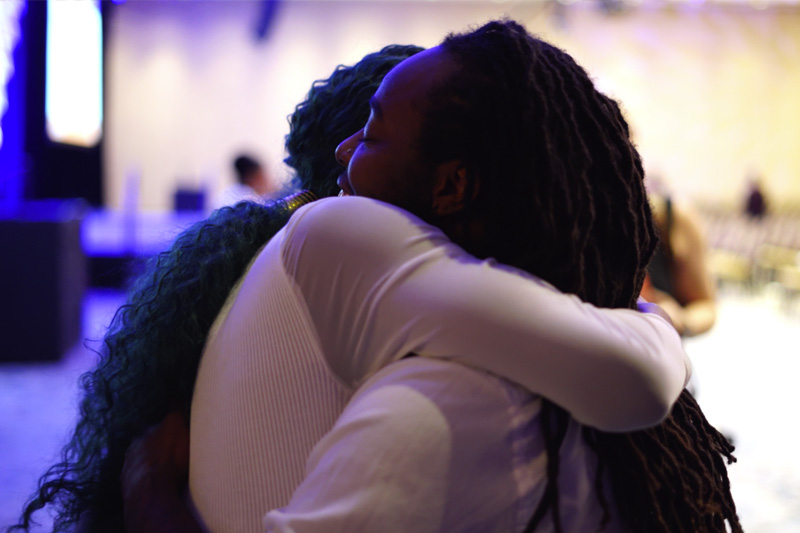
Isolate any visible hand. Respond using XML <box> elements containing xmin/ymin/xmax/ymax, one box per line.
<box><xmin>642</xmin><ymin>287</ymin><xmax>687</xmax><ymax>334</ymax></box>
<box><xmin>636</xmin><ymin>296</ymin><xmax>677</xmax><ymax>331</ymax></box>
<box><xmin>121</xmin><ymin>410</ymin><xmax>192</xmax><ymax>532</ymax></box>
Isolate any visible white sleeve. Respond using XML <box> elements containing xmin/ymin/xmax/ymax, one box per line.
<box><xmin>282</xmin><ymin>196</ymin><xmax>688</xmax><ymax>431</ymax></box>
<box><xmin>263</xmin><ymin>368</ymin><xmax>451</xmax><ymax>533</ymax></box>
<box><xmin>263</xmin><ymin>359</ymin><xmax>529</xmax><ymax>533</ymax></box>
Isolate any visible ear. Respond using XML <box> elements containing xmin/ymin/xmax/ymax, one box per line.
<box><xmin>431</xmin><ymin>160</ymin><xmax>478</xmax><ymax>216</ymax></box>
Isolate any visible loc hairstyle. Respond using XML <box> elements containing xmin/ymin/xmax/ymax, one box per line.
<box><xmin>10</xmin><ymin>45</ymin><xmax>422</xmax><ymax>533</ymax></box>
<box><xmin>420</xmin><ymin>20</ymin><xmax>741</xmax><ymax>533</ymax></box>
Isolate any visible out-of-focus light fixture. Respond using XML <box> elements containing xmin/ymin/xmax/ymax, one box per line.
<box><xmin>45</xmin><ymin>0</ymin><xmax>103</xmax><ymax>147</ymax></box>
<box><xmin>0</xmin><ymin>0</ymin><xmax>25</xmax><ymax>151</ymax></box>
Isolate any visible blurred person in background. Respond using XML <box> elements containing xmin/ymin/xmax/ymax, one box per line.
<box><xmin>213</xmin><ymin>154</ymin><xmax>275</xmax><ymax>209</ymax></box>
<box><xmin>743</xmin><ymin>172</ymin><xmax>768</xmax><ymax>219</ymax></box>
<box><xmin>643</xmin><ymin>192</ymin><xmax>717</xmax><ymax>336</ymax></box>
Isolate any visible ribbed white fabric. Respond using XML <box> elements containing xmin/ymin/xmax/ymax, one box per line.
<box><xmin>188</xmin><ymin>196</ymin><xmax>687</xmax><ymax>533</ymax></box>
<box><xmin>190</xmin><ymin>234</ymin><xmax>353</xmax><ymax>533</ymax></box>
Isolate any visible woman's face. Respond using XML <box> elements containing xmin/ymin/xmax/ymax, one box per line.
<box><xmin>334</xmin><ymin>47</ymin><xmax>456</xmax><ymax>216</ymax></box>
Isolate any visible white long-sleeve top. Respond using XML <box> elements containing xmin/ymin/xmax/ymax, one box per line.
<box><xmin>189</xmin><ymin>196</ymin><xmax>688</xmax><ymax>533</ymax></box>
<box><xmin>264</xmin><ymin>357</ymin><xmax>627</xmax><ymax>533</ymax></box>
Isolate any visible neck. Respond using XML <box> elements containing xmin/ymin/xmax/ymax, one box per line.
<box><xmin>435</xmin><ymin>214</ymin><xmax>490</xmax><ymax>259</ymax></box>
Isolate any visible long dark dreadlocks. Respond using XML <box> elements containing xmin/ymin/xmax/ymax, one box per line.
<box><xmin>9</xmin><ymin>44</ymin><xmax>423</xmax><ymax>533</ymax></box>
<box><xmin>419</xmin><ymin>20</ymin><xmax>741</xmax><ymax>533</ymax></box>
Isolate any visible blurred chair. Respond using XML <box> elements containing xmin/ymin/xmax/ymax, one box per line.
<box><xmin>174</xmin><ymin>187</ymin><xmax>207</xmax><ymax>213</ymax></box>
<box><xmin>708</xmin><ymin>249</ymin><xmax>753</xmax><ymax>289</ymax></box>
<box><xmin>754</xmin><ymin>244</ymin><xmax>799</xmax><ymax>284</ymax></box>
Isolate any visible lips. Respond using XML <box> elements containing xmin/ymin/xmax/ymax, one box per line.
<box><xmin>336</xmin><ymin>174</ymin><xmax>354</xmax><ymax>196</ymax></box>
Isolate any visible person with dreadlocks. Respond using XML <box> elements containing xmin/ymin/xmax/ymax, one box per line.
<box><xmin>12</xmin><ymin>40</ymin><xmax>685</xmax><ymax>533</ymax></box>
<box><xmin>265</xmin><ymin>22</ymin><xmax>738</xmax><ymax>532</ymax></box>
<box><xmin>319</xmin><ymin>20</ymin><xmax>738</xmax><ymax>532</ymax></box>
<box><xmin>179</xmin><ymin>50</ymin><xmax>687</xmax><ymax>533</ymax></box>
<box><xmin>122</xmin><ymin>19</ymin><xmax>739</xmax><ymax>533</ymax></box>
<box><xmin>115</xmin><ymin>19</ymin><xmax>733</xmax><ymax>533</ymax></box>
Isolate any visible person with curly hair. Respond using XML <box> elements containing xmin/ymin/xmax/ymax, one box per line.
<box><xmin>9</xmin><ymin>44</ymin><xmax>426</xmax><ymax>533</ymax></box>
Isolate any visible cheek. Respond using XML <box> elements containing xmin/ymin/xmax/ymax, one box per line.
<box><xmin>347</xmin><ymin>149</ymin><xmax>376</xmax><ymax>193</ymax></box>
<box><xmin>347</xmin><ymin>145</ymin><xmax>410</xmax><ymax>202</ymax></box>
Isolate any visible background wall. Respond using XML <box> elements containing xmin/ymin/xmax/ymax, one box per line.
<box><xmin>104</xmin><ymin>0</ymin><xmax>800</xmax><ymax>211</ymax></box>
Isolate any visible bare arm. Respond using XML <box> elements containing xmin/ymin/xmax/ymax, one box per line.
<box><xmin>656</xmin><ymin>204</ymin><xmax>717</xmax><ymax>336</ymax></box>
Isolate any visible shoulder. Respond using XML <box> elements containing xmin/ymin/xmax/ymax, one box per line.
<box><xmin>668</xmin><ymin>200</ymin><xmax>708</xmax><ymax>257</ymax></box>
<box><xmin>280</xmin><ymin>196</ymin><xmax>453</xmax><ymax>279</ymax></box>
<box><xmin>288</xmin><ymin>195</ymin><xmax>426</xmax><ymax>226</ymax></box>
<box><xmin>672</xmin><ymin>201</ymin><xmax>705</xmax><ymax>237</ymax></box>
<box><xmin>285</xmin><ymin>196</ymin><xmax>446</xmax><ymax>244</ymax></box>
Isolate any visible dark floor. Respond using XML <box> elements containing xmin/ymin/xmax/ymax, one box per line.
<box><xmin>0</xmin><ymin>289</ymin><xmax>124</xmax><ymax>532</ymax></box>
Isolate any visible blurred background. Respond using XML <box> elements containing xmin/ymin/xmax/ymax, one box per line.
<box><xmin>1</xmin><ymin>0</ymin><xmax>798</xmax><ymax>531</ymax></box>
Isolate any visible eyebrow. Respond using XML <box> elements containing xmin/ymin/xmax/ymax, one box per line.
<box><xmin>369</xmin><ymin>96</ymin><xmax>384</xmax><ymax>120</ymax></box>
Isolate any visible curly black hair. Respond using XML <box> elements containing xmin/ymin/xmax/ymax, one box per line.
<box><xmin>9</xmin><ymin>45</ymin><xmax>422</xmax><ymax>533</ymax></box>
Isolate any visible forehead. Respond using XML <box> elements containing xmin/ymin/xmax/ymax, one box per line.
<box><xmin>373</xmin><ymin>46</ymin><xmax>455</xmax><ymax>112</ymax></box>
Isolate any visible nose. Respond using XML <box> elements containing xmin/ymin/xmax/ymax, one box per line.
<box><xmin>335</xmin><ymin>129</ymin><xmax>362</xmax><ymax>167</ymax></box>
